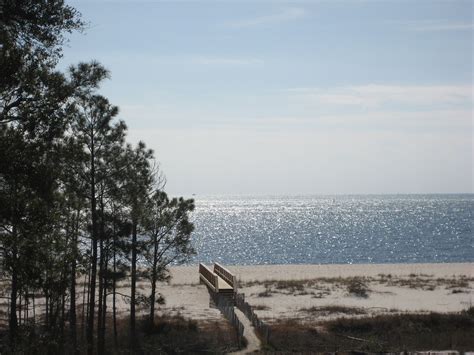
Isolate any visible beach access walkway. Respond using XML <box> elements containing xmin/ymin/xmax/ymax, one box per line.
<box><xmin>199</xmin><ymin>263</ymin><xmax>262</xmax><ymax>353</ymax></box>
<box><xmin>199</xmin><ymin>262</ymin><xmax>236</xmax><ymax>297</ymax></box>
<box><xmin>230</xmin><ymin>308</ymin><xmax>262</xmax><ymax>354</ymax></box>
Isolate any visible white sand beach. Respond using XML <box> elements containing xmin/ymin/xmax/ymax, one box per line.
<box><xmin>124</xmin><ymin>263</ymin><xmax>474</xmax><ymax>323</ymax></box>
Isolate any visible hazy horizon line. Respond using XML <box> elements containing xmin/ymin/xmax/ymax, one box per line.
<box><xmin>167</xmin><ymin>192</ymin><xmax>474</xmax><ymax>198</ymax></box>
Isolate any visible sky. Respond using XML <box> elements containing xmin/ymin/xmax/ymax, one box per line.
<box><xmin>63</xmin><ymin>0</ymin><xmax>473</xmax><ymax>196</ymax></box>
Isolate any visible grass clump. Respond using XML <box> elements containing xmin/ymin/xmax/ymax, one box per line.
<box><xmin>347</xmin><ymin>278</ymin><xmax>369</xmax><ymax>298</ymax></box>
<box><xmin>300</xmin><ymin>305</ymin><xmax>366</xmax><ymax>317</ymax></box>
<box><xmin>377</xmin><ymin>274</ymin><xmax>473</xmax><ymax>291</ymax></box>
<box><xmin>257</xmin><ymin>288</ymin><xmax>273</xmax><ymax>297</ymax></box>
<box><xmin>274</xmin><ymin>280</ymin><xmax>306</xmax><ymax>292</ymax></box>
<box><xmin>253</xmin><ymin>305</ymin><xmax>270</xmax><ymax>311</ymax></box>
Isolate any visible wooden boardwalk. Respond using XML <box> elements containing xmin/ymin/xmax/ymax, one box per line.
<box><xmin>199</xmin><ymin>263</ymin><xmax>264</xmax><ymax>352</ymax></box>
<box><xmin>199</xmin><ymin>262</ymin><xmax>236</xmax><ymax>296</ymax></box>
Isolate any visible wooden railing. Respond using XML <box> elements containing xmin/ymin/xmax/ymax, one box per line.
<box><xmin>211</xmin><ymin>292</ymin><xmax>244</xmax><ymax>349</ymax></box>
<box><xmin>214</xmin><ymin>262</ymin><xmax>237</xmax><ymax>290</ymax></box>
<box><xmin>235</xmin><ymin>292</ymin><xmax>271</xmax><ymax>345</ymax></box>
<box><xmin>199</xmin><ymin>263</ymin><xmax>219</xmax><ymax>292</ymax></box>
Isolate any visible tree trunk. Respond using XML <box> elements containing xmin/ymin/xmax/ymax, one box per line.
<box><xmin>149</xmin><ymin>233</ymin><xmax>159</xmax><ymax>325</ymax></box>
<box><xmin>9</xmin><ymin>192</ymin><xmax>19</xmax><ymax>348</ymax></box>
<box><xmin>101</xmin><ymin>237</ymin><xmax>109</xmax><ymax>348</ymax></box>
<box><xmin>101</xmin><ymin>278</ymin><xmax>107</xmax><ymax>351</ymax></box>
<box><xmin>32</xmin><ymin>293</ymin><xmax>36</xmax><ymax>325</ymax></box>
<box><xmin>70</xmin><ymin>209</ymin><xmax>80</xmax><ymax>355</ymax></box>
<box><xmin>97</xmin><ymin>239</ymin><xmax>104</xmax><ymax>354</ymax></box>
<box><xmin>112</xmin><ymin>231</ymin><xmax>118</xmax><ymax>348</ymax></box>
<box><xmin>82</xmin><ymin>259</ymin><xmax>90</xmax><ymax>338</ymax></box>
<box><xmin>149</xmin><ymin>275</ymin><xmax>156</xmax><ymax>326</ymax></box>
<box><xmin>97</xmin><ymin>195</ymin><xmax>106</xmax><ymax>355</ymax></box>
<box><xmin>130</xmin><ymin>219</ymin><xmax>138</xmax><ymax>350</ymax></box>
<box><xmin>87</xmin><ymin>220</ymin><xmax>98</xmax><ymax>355</ymax></box>
<box><xmin>18</xmin><ymin>289</ymin><xmax>22</xmax><ymax>327</ymax></box>
<box><xmin>49</xmin><ymin>292</ymin><xmax>56</xmax><ymax>331</ymax></box>
<box><xmin>24</xmin><ymin>289</ymin><xmax>28</xmax><ymax>324</ymax></box>
<box><xmin>61</xmin><ymin>287</ymin><xmax>66</xmax><ymax>341</ymax></box>
<box><xmin>45</xmin><ymin>290</ymin><xmax>49</xmax><ymax>329</ymax></box>
<box><xmin>87</xmin><ymin>141</ymin><xmax>97</xmax><ymax>355</ymax></box>
<box><xmin>70</xmin><ymin>258</ymin><xmax>78</xmax><ymax>354</ymax></box>
<box><xmin>9</xmin><ymin>265</ymin><xmax>18</xmax><ymax>347</ymax></box>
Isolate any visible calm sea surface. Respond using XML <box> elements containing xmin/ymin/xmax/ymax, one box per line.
<box><xmin>188</xmin><ymin>194</ymin><xmax>473</xmax><ymax>265</ymax></box>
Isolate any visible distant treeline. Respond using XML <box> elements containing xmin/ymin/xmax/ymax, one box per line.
<box><xmin>0</xmin><ymin>1</ymin><xmax>194</xmax><ymax>354</ymax></box>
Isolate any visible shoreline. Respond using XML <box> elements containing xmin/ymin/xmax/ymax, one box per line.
<box><xmin>168</xmin><ymin>262</ymin><xmax>474</xmax><ymax>285</ymax></box>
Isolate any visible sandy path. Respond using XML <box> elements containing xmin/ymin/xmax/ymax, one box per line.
<box><xmin>230</xmin><ymin>308</ymin><xmax>261</xmax><ymax>354</ymax></box>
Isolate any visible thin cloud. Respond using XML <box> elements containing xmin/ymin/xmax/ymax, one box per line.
<box><xmin>192</xmin><ymin>56</ymin><xmax>264</xmax><ymax>66</ymax></box>
<box><xmin>227</xmin><ymin>7</ymin><xmax>307</xmax><ymax>28</ymax></box>
<box><xmin>395</xmin><ymin>20</ymin><xmax>474</xmax><ymax>32</ymax></box>
<box><xmin>207</xmin><ymin>109</ymin><xmax>472</xmax><ymax>130</ymax></box>
<box><xmin>414</xmin><ymin>22</ymin><xmax>474</xmax><ymax>31</ymax></box>
<box><xmin>288</xmin><ymin>85</ymin><xmax>473</xmax><ymax>108</ymax></box>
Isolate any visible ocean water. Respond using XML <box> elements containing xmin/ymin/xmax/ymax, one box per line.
<box><xmin>189</xmin><ymin>194</ymin><xmax>473</xmax><ymax>265</ymax></box>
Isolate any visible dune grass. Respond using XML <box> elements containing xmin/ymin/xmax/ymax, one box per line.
<box><xmin>242</xmin><ymin>274</ymin><xmax>473</xmax><ymax>299</ymax></box>
<box><xmin>263</xmin><ymin>308</ymin><xmax>474</xmax><ymax>352</ymax></box>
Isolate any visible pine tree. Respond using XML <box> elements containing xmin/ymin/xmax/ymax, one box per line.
<box><xmin>69</xmin><ymin>81</ymin><xmax>127</xmax><ymax>354</ymax></box>
<box><xmin>142</xmin><ymin>191</ymin><xmax>195</xmax><ymax>325</ymax></box>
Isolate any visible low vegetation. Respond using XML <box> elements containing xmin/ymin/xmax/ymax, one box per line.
<box><xmin>139</xmin><ymin>315</ymin><xmax>240</xmax><ymax>354</ymax></box>
<box><xmin>377</xmin><ymin>273</ymin><xmax>473</xmax><ymax>291</ymax></box>
<box><xmin>263</xmin><ymin>308</ymin><xmax>474</xmax><ymax>352</ymax></box>
<box><xmin>257</xmin><ymin>288</ymin><xmax>273</xmax><ymax>298</ymax></box>
<box><xmin>0</xmin><ymin>314</ymin><xmax>240</xmax><ymax>354</ymax></box>
<box><xmin>253</xmin><ymin>305</ymin><xmax>270</xmax><ymax>311</ymax></box>
<box><xmin>243</xmin><ymin>273</ymin><xmax>472</xmax><ymax>299</ymax></box>
<box><xmin>346</xmin><ymin>278</ymin><xmax>370</xmax><ymax>298</ymax></box>
<box><xmin>300</xmin><ymin>305</ymin><xmax>367</xmax><ymax>316</ymax></box>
